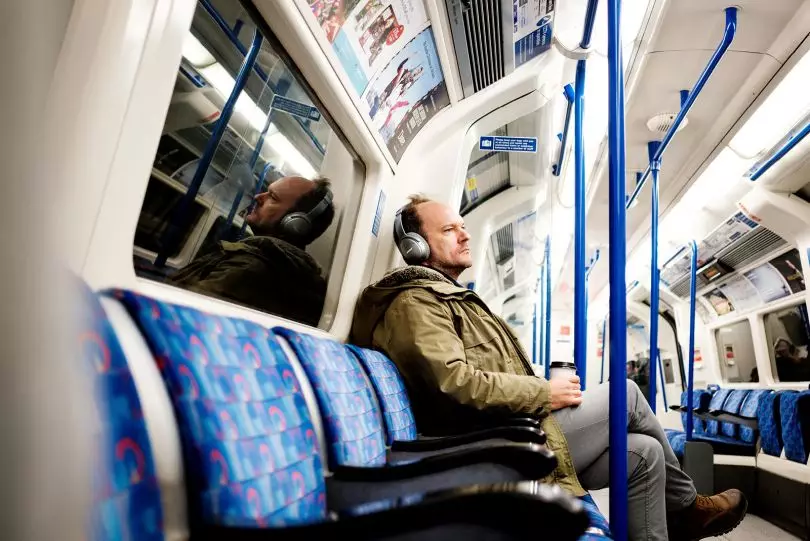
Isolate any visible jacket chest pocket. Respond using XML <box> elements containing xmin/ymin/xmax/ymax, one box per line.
<box><xmin>457</xmin><ymin>311</ymin><xmax>504</xmax><ymax>370</ymax></box>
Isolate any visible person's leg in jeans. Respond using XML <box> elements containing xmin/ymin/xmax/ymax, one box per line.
<box><xmin>553</xmin><ymin>379</ymin><xmax>747</xmax><ymax>541</ymax></box>
<box><xmin>554</xmin><ymin>380</ymin><xmax>694</xmax><ymax>540</ymax></box>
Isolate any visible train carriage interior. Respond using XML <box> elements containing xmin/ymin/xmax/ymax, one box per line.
<box><xmin>5</xmin><ymin>0</ymin><xmax>810</xmax><ymax>539</ymax></box>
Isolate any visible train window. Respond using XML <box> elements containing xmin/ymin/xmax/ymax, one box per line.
<box><xmin>132</xmin><ymin>1</ymin><xmax>364</xmax><ymax>329</ymax></box>
<box><xmin>763</xmin><ymin>304</ymin><xmax>810</xmax><ymax>382</ymax></box>
<box><xmin>714</xmin><ymin>320</ymin><xmax>757</xmax><ymax>383</ymax></box>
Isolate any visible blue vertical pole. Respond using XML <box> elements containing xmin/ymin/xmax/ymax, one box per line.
<box><xmin>155</xmin><ymin>29</ymin><xmax>264</xmax><ymax>267</ymax></box>
<box><xmin>686</xmin><ymin>241</ymin><xmax>698</xmax><ymax>441</ymax></box>
<box><xmin>574</xmin><ymin>59</ymin><xmax>588</xmax><ymax>389</ymax></box>
<box><xmin>647</xmin><ymin>140</ymin><xmax>661</xmax><ymax>413</ymax></box>
<box><xmin>657</xmin><ymin>351</ymin><xmax>669</xmax><ymax>410</ymax></box>
<box><xmin>532</xmin><ymin>288</ymin><xmax>539</xmax><ymax>366</ymax></box>
<box><xmin>544</xmin><ymin>236</ymin><xmax>552</xmax><ymax>380</ymax></box>
<box><xmin>607</xmin><ymin>0</ymin><xmax>628</xmax><ymax>536</ymax></box>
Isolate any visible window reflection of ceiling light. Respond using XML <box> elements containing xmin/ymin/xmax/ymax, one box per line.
<box><xmin>729</xmin><ymin>48</ymin><xmax>810</xmax><ymax>158</ymax></box>
<box><xmin>197</xmin><ymin>63</ymin><xmax>268</xmax><ymax>132</ymax></box>
<box><xmin>182</xmin><ymin>32</ymin><xmax>216</xmax><ymax>68</ymax></box>
<box><xmin>265</xmin><ymin>131</ymin><xmax>317</xmax><ymax>178</ymax></box>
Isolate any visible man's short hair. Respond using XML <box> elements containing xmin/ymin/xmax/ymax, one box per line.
<box><xmin>400</xmin><ymin>193</ymin><xmax>432</xmax><ymax>238</ymax></box>
<box><xmin>290</xmin><ymin>177</ymin><xmax>335</xmax><ymax>246</ymax></box>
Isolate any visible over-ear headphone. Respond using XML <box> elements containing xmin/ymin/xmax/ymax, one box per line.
<box><xmin>394</xmin><ymin>206</ymin><xmax>430</xmax><ymax>264</ymax></box>
<box><xmin>279</xmin><ymin>189</ymin><xmax>333</xmax><ymax>241</ymax></box>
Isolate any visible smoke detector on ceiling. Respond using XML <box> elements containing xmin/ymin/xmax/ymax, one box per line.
<box><xmin>646</xmin><ymin>112</ymin><xmax>689</xmax><ymax>134</ymax></box>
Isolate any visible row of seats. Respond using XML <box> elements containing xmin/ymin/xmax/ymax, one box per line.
<box><xmin>665</xmin><ymin>386</ymin><xmax>810</xmax><ymax>463</ymax></box>
<box><xmin>81</xmin><ymin>281</ymin><xmax>612</xmax><ymax>540</ymax></box>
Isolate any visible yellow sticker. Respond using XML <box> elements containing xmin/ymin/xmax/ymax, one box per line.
<box><xmin>466</xmin><ymin>177</ymin><xmax>477</xmax><ymax>191</ymax></box>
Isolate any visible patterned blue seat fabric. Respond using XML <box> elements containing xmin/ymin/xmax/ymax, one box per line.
<box><xmin>780</xmin><ymin>390</ymin><xmax>810</xmax><ymax>464</ymax></box>
<box><xmin>80</xmin><ymin>285</ymin><xmax>164</xmax><ymax>540</ymax></box>
<box><xmin>758</xmin><ymin>391</ymin><xmax>784</xmax><ymax>457</ymax></box>
<box><xmin>111</xmin><ymin>290</ymin><xmax>328</xmax><ymax>529</ymax></box>
<box><xmin>345</xmin><ymin>345</ymin><xmax>418</xmax><ymax>445</ymax></box>
<box><xmin>665</xmin><ymin>390</ymin><xmax>713</xmax><ymax>459</ymax></box>
<box><xmin>578</xmin><ymin>494</ymin><xmax>612</xmax><ymax>540</ymax></box>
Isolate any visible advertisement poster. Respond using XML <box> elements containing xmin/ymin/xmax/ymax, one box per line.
<box><xmin>705</xmin><ymin>288</ymin><xmax>734</xmax><ymax>316</ymax></box>
<box><xmin>312</xmin><ymin>0</ymin><xmax>429</xmax><ymax>95</ymax></box>
<box><xmin>770</xmin><ymin>249</ymin><xmax>806</xmax><ymax>294</ymax></box>
<box><xmin>744</xmin><ymin>262</ymin><xmax>790</xmax><ymax>303</ymax></box>
<box><xmin>513</xmin><ymin>0</ymin><xmax>556</xmax><ymax>68</ymax></box>
<box><xmin>718</xmin><ymin>275</ymin><xmax>762</xmax><ymax>312</ymax></box>
<box><xmin>363</xmin><ymin>27</ymin><xmax>450</xmax><ymax>160</ymax></box>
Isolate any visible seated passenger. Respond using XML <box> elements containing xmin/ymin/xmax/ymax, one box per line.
<box><xmin>350</xmin><ymin>194</ymin><xmax>748</xmax><ymax>541</ymax></box>
<box><xmin>773</xmin><ymin>337</ymin><xmax>810</xmax><ymax>382</ymax></box>
<box><xmin>171</xmin><ymin>176</ymin><xmax>334</xmax><ymax>326</ymax></box>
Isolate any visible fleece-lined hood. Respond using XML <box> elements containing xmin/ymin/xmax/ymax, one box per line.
<box><xmin>350</xmin><ymin>265</ymin><xmax>473</xmax><ymax>347</ymax></box>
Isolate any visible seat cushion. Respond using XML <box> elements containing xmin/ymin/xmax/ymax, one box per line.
<box><xmin>578</xmin><ymin>493</ymin><xmax>612</xmax><ymax>539</ymax></box>
<box><xmin>758</xmin><ymin>391</ymin><xmax>784</xmax><ymax>457</ymax></box>
<box><xmin>705</xmin><ymin>389</ymin><xmax>733</xmax><ymax>436</ymax></box>
<box><xmin>274</xmin><ymin>328</ymin><xmax>387</xmax><ymax>468</ymax></box>
<box><xmin>693</xmin><ymin>433</ymin><xmax>756</xmax><ymax>457</ymax></box>
<box><xmin>347</xmin><ymin>345</ymin><xmax>417</xmax><ymax>445</ymax></box>
<box><xmin>738</xmin><ymin>389</ymin><xmax>769</xmax><ymax>443</ymax></box>
<box><xmin>780</xmin><ymin>390</ymin><xmax>810</xmax><ymax>464</ymax></box>
<box><xmin>81</xmin><ymin>285</ymin><xmax>164</xmax><ymax>540</ymax></box>
<box><xmin>111</xmin><ymin>290</ymin><xmax>327</xmax><ymax>528</ymax></box>
<box><xmin>665</xmin><ymin>429</ymin><xmax>686</xmax><ymax>459</ymax></box>
<box><xmin>678</xmin><ymin>390</ymin><xmax>712</xmax><ymax>435</ymax></box>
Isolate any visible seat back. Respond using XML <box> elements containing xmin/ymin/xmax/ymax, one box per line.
<box><xmin>758</xmin><ymin>390</ymin><xmax>785</xmax><ymax>457</ymax></box>
<box><xmin>705</xmin><ymin>388</ymin><xmax>733</xmax><ymax>436</ymax></box>
<box><xmin>719</xmin><ymin>389</ymin><xmax>750</xmax><ymax>439</ymax></box>
<box><xmin>112</xmin><ymin>290</ymin><xmax>328</xmax><ymax>529</ymax></box>
<box><xmin>738</xmin><ymin>389</ymin><xmax>770</xmax><ymax>443</ymax></box>
<box><xmin>346</xmin><ymin>345</ymin><xmax>418</xmax><ymax>445</ymax></box>
<box><xmin>679</xmin><ymin>390</ymin><xmax>712</xmax><ymax>435</ymax></box>
<box><xmin>273</xmin><ymin>328</ymin><xmax>387</xmax><ymax>468</ymax></box>
<box><xmin>80</xmin><ymin>286</ymin><xmax>164</xmax><ymax>540</ymax></box>
<box><xmin>780</xmin><ymin>390</ymin><xmax>810</xmax><ymax>464</ymax></box>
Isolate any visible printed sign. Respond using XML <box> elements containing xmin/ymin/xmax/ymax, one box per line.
<box><xmin>718</xmin><ymin>275</ymin><xmax>762</xmax><ymax>312</ymax></box>
<box><xmin>770</xmin><ymin>249</ymin><xmax>805</xmax><ymax>294</ymax></box>
<box><xmin>271</xmin><ymin>95</ymin><xmax>322</xmax><ymax>121</ymax></box>
<box><xmin>513</xmin><ymin>0</ymin><xmax>556</xmax><ymax>68</ymax></box>
<box><xmin>308</xmin><ymin>0</ymin><xmax>450</xmax><ymax>163</ymax></box>
<box><xmin>372</xmin><ymin>190</ymin><xmax>386</xmax><ymax>237</ymax></box>
<box><xmin>479</xmin><ymin>135</ymin><xmax>538</xmax><ymax>153</ymax></box>
<box><xmin>744</xmin><ymin>263</ymin><xmax>790</xmax><ymax>303</ymax></box>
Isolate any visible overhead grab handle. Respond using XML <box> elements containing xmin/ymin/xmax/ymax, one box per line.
<box><xmin>626</xmin><ymin>6</ymin><xmax>739</xmax><ymax>209</ymax></box>
<box><xmin>748</xmin><ymin>120</ymin><xmax>810</xmax><ymax>181</ymax></box>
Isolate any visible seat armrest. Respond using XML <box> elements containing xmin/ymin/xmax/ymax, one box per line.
<box><xmin>203</xmin><ymin>481</ymin><xmax>589</xmax><ymax>541</ymax></box>
<box><xmin>333</xmin><ymin>442</ymin><xmax>556</xmax><ymax>482</ymax></box>
<box><xmin>391</xmin><ymin>426</ymin><xmax>546</xmax><ymax>451</ymax></box>
<box><xmin>669</xmin><ymin>405</ymin><xmax>687</xmax><ymax>412</ymax></box>
<box><xmin>703</xmin><ymin>410</ymin><xmax>758</xmax><ymax>430</ymax></box>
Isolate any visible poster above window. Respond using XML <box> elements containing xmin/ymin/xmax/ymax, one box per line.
<box><xmin>306</xmin><ymin>0</ymin><xmax>450</xmax><ymax>162</ymax></box>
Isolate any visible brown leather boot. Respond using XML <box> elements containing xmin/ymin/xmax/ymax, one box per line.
<box><xmin>667</xmin><ymin>489</ymin><xmax>748</xmax><ymax>540</ymax></box>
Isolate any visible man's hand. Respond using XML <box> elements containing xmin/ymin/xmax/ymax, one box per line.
<box><xmin>549</xmin><ymin>375</ymin><xmax>583</xmax><ymax>410</ymax></box>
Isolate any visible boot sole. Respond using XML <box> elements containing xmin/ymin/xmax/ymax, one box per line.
<box><xmin>685</xmin><ymin>497</ymin><xmax>749</xmax><ymax>541</ymax></box>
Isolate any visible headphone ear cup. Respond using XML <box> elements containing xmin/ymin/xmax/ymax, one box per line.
<box><xmin>280</xmin><ymin>212</ymin><xmax>311</xmax><ymax>239</ymax></box>
<box><xmin>399</xmin><ymin>232</ymin><xmax>430</xmax><ymax>264</ymax></box>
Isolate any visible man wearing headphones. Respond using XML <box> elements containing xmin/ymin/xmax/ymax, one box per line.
<box><xmin>171</xmin><ymin>176</ymin><xmax>334</xmax><ymax>327</ymax></box>
<box><xmin>350</xmin><ymin>194</ymin><xmax>747</xmax><ymax>541</ymax></box>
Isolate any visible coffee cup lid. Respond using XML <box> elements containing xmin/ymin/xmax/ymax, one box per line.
<box><xmin>550</xmin><ymin>361</ymin><xmax>577</xmax><ymax>369</ymax></box>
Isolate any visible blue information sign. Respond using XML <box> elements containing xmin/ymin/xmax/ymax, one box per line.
<box><xmin>479</xmin><ymin>135</ymin><xmax>538</xmax><ymax>153</ymax></box>
<box><xmin>271</xmin><ymin>95</ymin><xmax>321</xmax><ymax>122</ymax></box>
<box><xmin>372</xmin><ymin>190</ymin><xmax>386</xmax><ymax>237</ymax></box>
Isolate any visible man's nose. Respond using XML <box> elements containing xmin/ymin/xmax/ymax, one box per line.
<box><xmin>254</xmin><ymin>192</ymin><xmax>267</xmax><ymax>203</ymax></box>
<box><xmin>459</xmin><ymin>229</ymin><xmax>471</xmax><ymax>242</ymax></box>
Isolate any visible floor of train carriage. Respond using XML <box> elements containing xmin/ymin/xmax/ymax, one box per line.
<box><xmin>589</xmin><ymin>490</ymin><xmax>799</xmax><ymax>540</ymax></box>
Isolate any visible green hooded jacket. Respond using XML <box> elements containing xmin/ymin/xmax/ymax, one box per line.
<box><xmin>350</xmin><ymin>265</ymin><xmax>584</xmax><ymax>496</ymax></box>
<box><xmin>170</xmin><ymin>236</ymin><xmax>326</xmax><ymax>326</ymax></box>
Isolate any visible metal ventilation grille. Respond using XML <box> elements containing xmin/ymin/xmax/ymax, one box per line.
<box><xmin>493</xmin><ymin>222</ymin><xmax>514</xmax><ymax>264</ymax></box>
<box><xmin>716</xmin><ymin>227</ymin><xmax>787</xmax><ymax>269</ymax></box>
<box><xmin>669</xmin><ymin>274</ymin><xmax>709</xmax><ymax>299</ymax></box>
<box><xmin>462</xmin><ymin>0</ymin><xmax>505</xmax><ymax>93</ymax></box>
<box><xmin>503</xmin><ymin>272</ymin><xmax>516</xmax><ymax>290</ymax></box>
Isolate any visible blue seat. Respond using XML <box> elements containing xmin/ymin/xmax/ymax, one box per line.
<box><xmin>780</xmin><ymin>390</ymin><xmax>810</xmax><ymax>464</ymax></box>
<box><xmin>665</xmin><ymin>389</ymin><xmax>713</xmax><ymax>458</ymax></box>
<box><xmin>109</xmin><ymin>289</ymin><xmax>590</xmax><ymax>539</ymax></box>
<box><xmin>79</xmin><ymin>284</ymin><xmax>164</xmax><ymax>540</ymax></box>
<box><xmin>758</xmin><ymin>390</ymin><xmax>784</xmax><ymax>457</ymax></box>
<box><xmin>346</xmin><ymin>344</ymin><xmax>611</xmax><ymax>539</ymax></box>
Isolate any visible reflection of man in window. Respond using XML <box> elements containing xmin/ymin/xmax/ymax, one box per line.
<box><xmin>170</xmin><ymin>177</ymin><xmax>335</xmax><ymax>326</ymax></box>
<box><xmin>773</xmin><ymin>337</ymin><xmax>810</xmax><ymax>382</ymax></box>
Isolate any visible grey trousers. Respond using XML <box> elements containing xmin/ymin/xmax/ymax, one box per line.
<box><xmin>552</xmin><ymin>380</ymin><xmax>697</xmax><ymax>541</ymax></box>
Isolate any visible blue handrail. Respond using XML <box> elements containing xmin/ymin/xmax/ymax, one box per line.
<box><xmin>686</xmin><ymin>240</ymin><xmax>698</xmax><ymax>440</ymax></box>
<box><xmin>607</xmin><ymin>0</ymin><xmax>628</xmax><ymax>536</ymax></box>
<box><xmin>580</xmin><ymin>0</ymin><xmax>600</xmax><ymax>49</ymax></box>
<box><xmin>538</xmin><ymin>270</ymin><xmax>545</xmax><ymax>368</ymax></box>
<box><xmin>647</xmin><ymin>140</ymin><xmax>662</xmax><ymax>413</ymax></box>
<box><xmin>532</xmin><ymin>291</ymin><xmax>538</xmax><ymax>365</ymax></box>
<box><xmin>749</xmin><ymin>120</ymin><xmax>810</xmax><ymax>181</ymax></box>
<box><xmin>626</xmin><ymin>7</ymin><xmax>738</xmax><ymax>209</ymax></box>
<box><xmin>553</xmin><ymin>85</ymin><xmax>575</xmax><ymax>177</ymax></box>
<box><xmin>574</xmin><ymin>59</ymin><xmax>588</xmax><ymax>388</ymax></box>
<box><xmin>657</xmin><ymin>351</ymin><xmax>669</xmax><ymax>410</ymax></box>
<box><xmin>155</xmin><ymin>29</ymin><xmax>264</xmax><ymax>267</ymax></box>
<box><xmin>544</xmin><ymin>235</ymin><xmax>552</xmax><ymax>380</ymax></box>
<box><xmin>198</xmin><ymin>0</ymin><xmax>326</xmax><ymax>156</ymax></box>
